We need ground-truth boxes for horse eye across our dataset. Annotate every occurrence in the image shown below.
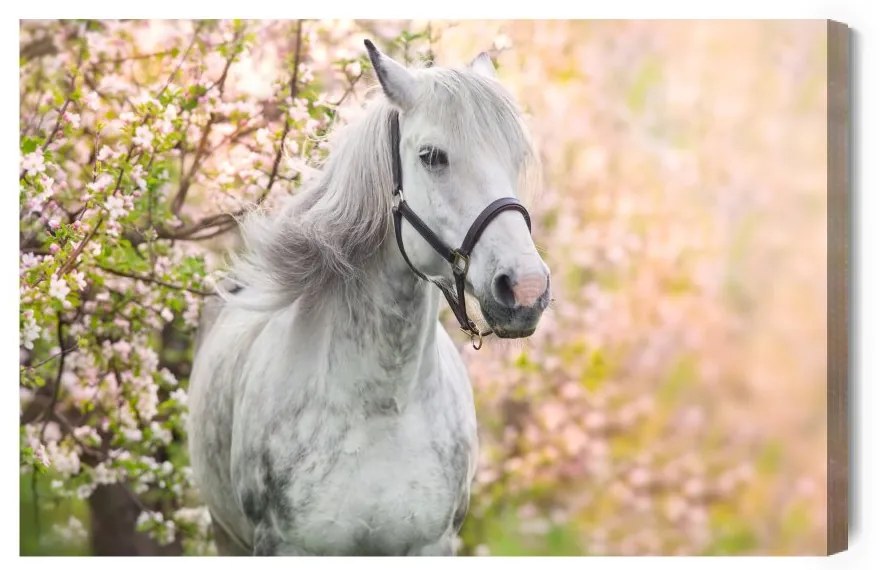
[418,147,449,170]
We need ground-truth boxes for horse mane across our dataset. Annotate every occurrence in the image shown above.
[222,96,397,311]
[222,65,538,313]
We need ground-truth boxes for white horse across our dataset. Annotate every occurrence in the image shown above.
[187,39,551,556]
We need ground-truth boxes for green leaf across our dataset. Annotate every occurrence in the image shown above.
[21,137,39,154]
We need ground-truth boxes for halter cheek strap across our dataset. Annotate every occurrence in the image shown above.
[388,112,532,349]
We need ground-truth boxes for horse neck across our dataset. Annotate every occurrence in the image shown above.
[322,235,442,409]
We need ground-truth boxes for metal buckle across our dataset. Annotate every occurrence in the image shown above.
[451,250,469,276]
[392,188,404,210]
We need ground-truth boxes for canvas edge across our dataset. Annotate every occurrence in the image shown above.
[826,18,850,557]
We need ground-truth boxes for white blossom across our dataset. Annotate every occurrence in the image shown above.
[48,276,71,302]
[84,91,101,111]
[45,441,80,476]
[133,125,154,149]
[106,195,126,220]
[170,388,188,407]
[21,311,41,349]
[54,516,88,543]
[70,270,88,291]
[97,145,114,161]
[22,152,46,176]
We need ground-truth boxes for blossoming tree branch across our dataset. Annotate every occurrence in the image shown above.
[19,19,430,552]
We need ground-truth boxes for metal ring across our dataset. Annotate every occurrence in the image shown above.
[471,330,483,350]
[392,188,405,208]
[451,250,469,276]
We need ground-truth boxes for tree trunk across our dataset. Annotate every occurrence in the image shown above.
[89,483,182,556]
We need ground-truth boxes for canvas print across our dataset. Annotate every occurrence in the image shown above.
[19,19,848,556]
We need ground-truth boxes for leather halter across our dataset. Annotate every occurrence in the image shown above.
[388,111,532,349]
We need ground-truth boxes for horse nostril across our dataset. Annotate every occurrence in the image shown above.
[492,273,517,308]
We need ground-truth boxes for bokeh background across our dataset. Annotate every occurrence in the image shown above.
[19,20,828,555]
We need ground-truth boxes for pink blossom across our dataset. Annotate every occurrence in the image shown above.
[255,128,271,147]
[97,145,115,162]
[21,252,41,270]
[297,63,314,84]
[133,125,154,149]
[88,172,115,193]
[22,152,46,176]
[112,339,132,358]
[182,298,201,327]
[39,175,55,193]
[302,118,321,136]
[32,444,50,468]
[63,112,81,129]
[84,91,101,111]
[158,118,175,135]
[288,98,310,122]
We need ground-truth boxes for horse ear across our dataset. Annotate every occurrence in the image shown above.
[469,52,496,79]
[364,39,417,110]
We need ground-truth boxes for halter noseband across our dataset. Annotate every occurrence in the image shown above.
[388,111,532,350]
